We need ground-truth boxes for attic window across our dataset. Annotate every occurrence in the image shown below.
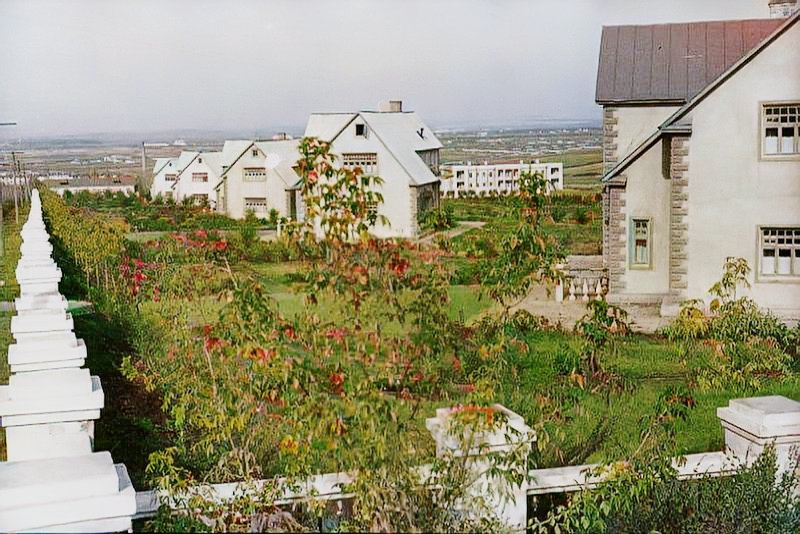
[355,124,366,137]
[198,157,203,164]
[252,148,259,157]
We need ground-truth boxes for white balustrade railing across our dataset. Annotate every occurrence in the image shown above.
[0,190,136,533]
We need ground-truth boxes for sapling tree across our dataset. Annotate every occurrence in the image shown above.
[480,170,564,320]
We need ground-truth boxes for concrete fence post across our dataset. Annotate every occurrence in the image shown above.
[717,395,800,476]
[426,404,535,532]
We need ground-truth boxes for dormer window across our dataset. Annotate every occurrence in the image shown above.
[355,124,366,137]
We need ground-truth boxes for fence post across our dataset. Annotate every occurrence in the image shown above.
[717,395,800,476]
[426,404,535,532]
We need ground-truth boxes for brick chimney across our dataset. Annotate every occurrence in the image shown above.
[769,0,799,17]
[378,100,403,112]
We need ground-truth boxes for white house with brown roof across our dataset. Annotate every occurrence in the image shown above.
[304,101,442,238]
[214,138,301,220]
[598,3,800,320]
[171,150,222,207]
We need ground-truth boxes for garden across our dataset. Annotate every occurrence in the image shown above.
[3,138,800,531]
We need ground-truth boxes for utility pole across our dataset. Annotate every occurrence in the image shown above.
[0,122,18,258]
[141,141,168,194]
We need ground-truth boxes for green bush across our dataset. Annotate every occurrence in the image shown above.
[550,206,567,223]
[574,207,589,225]
[553,344,580,376]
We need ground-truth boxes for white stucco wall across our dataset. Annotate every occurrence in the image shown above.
[684,20,800,316]
[221,147,291,220]
[150,160,178,199]
[174,158,219,206]
[618,141,671,295]
[616,106,679,159]
[329,121,415,238]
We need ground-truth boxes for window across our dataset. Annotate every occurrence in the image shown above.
[198,157,203,164]
[760,227,800,277]
[192,194,207,205]
[763,104,799,156]
[243,168,267,181]
[355,123,366,137]
[366,201,378,218]
[630,218,651,268]
[244,197,268,213]
[165,173,177,182]
[342,153,378,175]
[192,172,208,183]
[251,148,259,157]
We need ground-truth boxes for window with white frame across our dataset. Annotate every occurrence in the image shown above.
[244,197,268,213]
[763,104,799,156]
[355,123,367,137]
[165,173,177,182]
[630,218,651,267]
[760,227,800,277]
[342,153,378,175]
[243,168,267,181]
[192,172,208,183]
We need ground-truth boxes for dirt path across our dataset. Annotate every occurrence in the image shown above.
[417,221,485,245]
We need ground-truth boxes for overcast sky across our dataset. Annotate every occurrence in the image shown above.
[0,0,772,137]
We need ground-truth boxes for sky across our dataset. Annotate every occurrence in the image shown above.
[0,0,774,137]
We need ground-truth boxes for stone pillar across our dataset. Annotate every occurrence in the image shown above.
[605,184,627,294]
[669,135,690,298]
[717,395,800,476]
[602,107,619,174]
[426,404,535,532]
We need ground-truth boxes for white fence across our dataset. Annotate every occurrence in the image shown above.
[0,190,136,532]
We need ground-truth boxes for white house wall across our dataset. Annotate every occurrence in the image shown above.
[174,158,219,206]
[616,106,680,159]
[618,142,671,295]
[150,160,178,199]
[683,20,800,316]
[329,123,415,238]
[222,150,286,220]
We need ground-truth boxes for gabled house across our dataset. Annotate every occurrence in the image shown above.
[214,139,301,220]
[150,157,179,200]
[303,101,442,238]
[172,150,222,207]
[597,3,800,320]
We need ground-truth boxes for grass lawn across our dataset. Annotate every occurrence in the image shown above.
[444,196,602,260]
[496,329,800,467]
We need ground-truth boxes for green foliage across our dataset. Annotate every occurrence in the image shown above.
[420,204,456,232]
[574,300,629,376]
[550,205,567,222]
[539,444,800,533]
[479,171,564,317]
[574,206,589,225]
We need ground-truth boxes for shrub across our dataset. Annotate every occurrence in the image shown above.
[553,344,581,376]
[574,207,589,225]
[420,204,456,232]
[550,206,567,223]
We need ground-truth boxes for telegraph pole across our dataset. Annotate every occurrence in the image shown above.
[0,122,18,257]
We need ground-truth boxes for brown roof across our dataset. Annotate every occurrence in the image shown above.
[596,18,784,104]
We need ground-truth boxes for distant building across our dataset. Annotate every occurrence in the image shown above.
[214,139,302,220]
[150,157,179,200]
[441,160,563,198]
[45,176,136,196]
[597,4,800,319]
[171,150,222,207]
[303,100,442,238]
